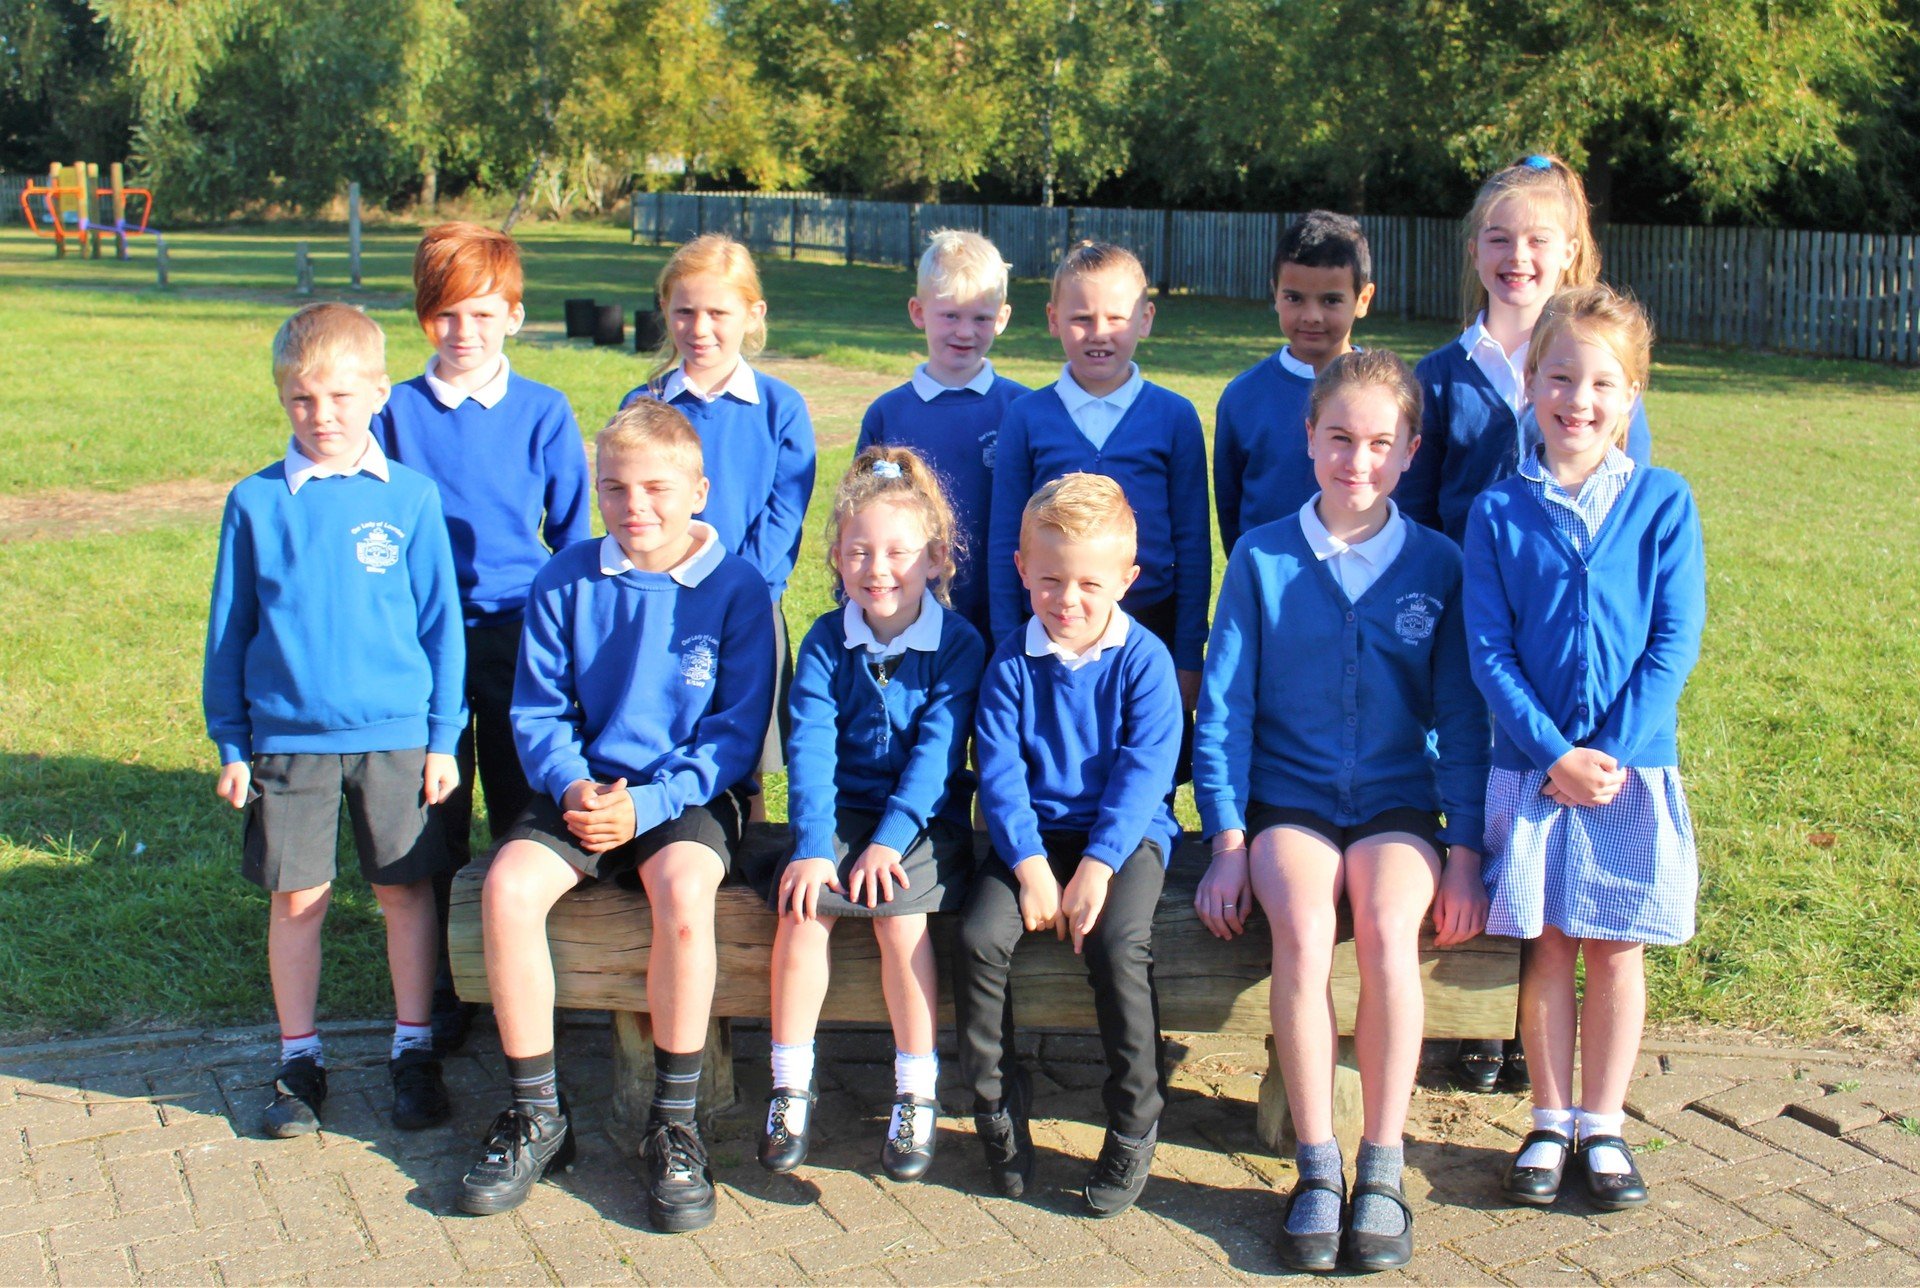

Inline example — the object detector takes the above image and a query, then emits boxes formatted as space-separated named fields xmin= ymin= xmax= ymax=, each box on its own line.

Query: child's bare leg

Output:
xmin=1518 ymin=927 xmax=1581 ymax=1110
xmin=638 ymin=842 xmax=725 ymax=1052
xmin=770 ymin=914 xmax=837 ymax=1046
xmin=1575 ymin=939 xmax=1646 ymax=1116
xmin=480 ymin=840 xmax=583 ymax=1057
xmin=372 ymin=879 xmax=438 ymax=1025
xmin=874 ymin=914 xmax=938 ymax=1055
xmin=1343 ymin=838 xmax=1440 ymax=1145
xmin=268 ymin=884 xmax=332 ymax=1038
xmin=1250 ymin=827 xmax=1344 ymax=1142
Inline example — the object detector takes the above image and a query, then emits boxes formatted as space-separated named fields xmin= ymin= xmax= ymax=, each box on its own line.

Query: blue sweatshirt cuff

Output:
xmin=792 ymin=817 xmax=836 ymax=861
xmin=1196 ymin=794 xmax=1244 ymax=838
xmin=427 ymin=717 xmax=464 ymax=757
xmin=870 ymin=808 xmax=922 ymax=855
xmin=216 ymin=738 xmax=249 ymax=766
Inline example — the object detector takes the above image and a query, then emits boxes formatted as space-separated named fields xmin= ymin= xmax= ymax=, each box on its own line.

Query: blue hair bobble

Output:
xmin=871 ymin=460 xmax=903 ymax=480
xmin=1521 ymin=154 xmax=1553 ymax=171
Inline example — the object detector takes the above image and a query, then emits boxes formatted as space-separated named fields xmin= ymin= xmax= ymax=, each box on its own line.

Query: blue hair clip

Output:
xmin=1521 ymin=154 xmax=1553 ymax=171
xmin=871 ymin=460 xmax=903 ymax=480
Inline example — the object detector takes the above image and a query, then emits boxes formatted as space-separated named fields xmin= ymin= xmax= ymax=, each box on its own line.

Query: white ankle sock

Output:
xmin=1576 ymin=1109 xmax=1632 ymax=1173
xmin=280 ymin=1032 xmax=323 ymax=1067
xmin=1517 ymin=1107 xmax=1573 ymax=1169
xmin=767 ymin=1086 xmax=811 ymax=1136
xmin=770 ymin=1040 xmax=815 ymax=1092
xmin=895 ymin=1049 xmax=938 ymax=1100
xmin=390 ymin=1021 xmax=433 ymax=1060
xmin=888 ymin=1095 xmax=935 ymax=1146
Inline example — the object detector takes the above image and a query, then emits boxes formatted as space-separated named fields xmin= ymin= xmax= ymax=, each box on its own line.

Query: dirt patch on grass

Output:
xmin=0 ymin=478 xmax=231 ymax=545
xmin=756 ymin=354 xmax=901 ymax=447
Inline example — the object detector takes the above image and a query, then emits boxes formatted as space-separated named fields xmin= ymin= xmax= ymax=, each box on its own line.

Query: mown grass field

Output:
xmin=1 ymin=221 xmax=1916 ymax=1041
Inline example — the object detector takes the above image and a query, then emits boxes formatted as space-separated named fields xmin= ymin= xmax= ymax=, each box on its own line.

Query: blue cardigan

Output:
xmin=376 ymin=372 xmax=591 ymax=627
xmin=785 ymin=608 xmax=987 ymax=861
xmin=1213 ymin=353 xmax=1317 ymax=556
xmin=512 ymin=538 xmax=775 ymax=832
xmin=621 ymin=370 xmax=817 ymax=598
xmin=987 ymin=383 xmax=1212 ymax=669
xmin=1462 ymin=467 xmax=1706 ymax=773
xmin=974 ymin=621 xmax=1182 ymax=871
xmin=1194 ymin=516 xmax=1488 ymax=848
xmin=1401 ymin=343 xmax=1653 ymax=544
xmin=856 ymin=375 xmax=1029 ymax=640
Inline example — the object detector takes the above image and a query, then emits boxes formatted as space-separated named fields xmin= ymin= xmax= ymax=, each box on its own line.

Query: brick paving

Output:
xmin=4 ymin=1022 xmax=1920 ymax=1284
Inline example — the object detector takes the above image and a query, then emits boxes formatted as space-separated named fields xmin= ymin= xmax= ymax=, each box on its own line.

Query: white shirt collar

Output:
xmin=598 ymin=521 xmax=724 ymax=587
xmin=1299 ymin=496 xmax=1406 ymax=569
xmin=1275 ymin=346 xmax=1317 ymax=380
xmin=842 ymin=591 xmax=945 ymax=660
xmin=1053 ymin=363 xmax=1143 ymax=415
xmin=1024 ymin=606 xmax=1131 ymax=671
xmin=1458 ymin=311 xmax=1529 ymax=414
xmin=283 ymin=434 xmax=390 ymax=495
xmin=424 ymin=353 xmax=511 ymax=410
xmin=663 ymin=360 xmax=760 ymax=406
xmin=910 ymin=359 xmax=998 ymax=402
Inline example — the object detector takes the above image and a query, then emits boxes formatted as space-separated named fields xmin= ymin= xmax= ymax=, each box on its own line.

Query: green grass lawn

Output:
xmin=2 ymin=220 xmax=1917 ymax=1041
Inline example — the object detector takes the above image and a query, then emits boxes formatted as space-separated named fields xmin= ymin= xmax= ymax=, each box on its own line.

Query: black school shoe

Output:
xmin=1453 ymin=1038 xmax=1505 ymax=1093
xmin=1084 ymin=1125 xmax=1156 ymax=1217
xmin=457 ymin=1098 xmax=576 ymax=1215
xmin=974 ymin=1064 xmax=1036 ymax=1199
xmin=430 ymin=986 xmax=480 ymax=1056
xmin=1498 ymin=1039 xmax=1531 ymax=1092
xmin=1274 ymin=1178 xmax=1344 ymax=1274
xmin=1577 ymin=1135 xmax=1650 ymax=1210
xmin=261 ymin=1056 xmax=327 ymax=1138
xmin=390 ymin=1048 xmax=452 ymax=1130
xmin=758 ymin=1083 xmax=816 ymax=1173
xmin=643 ymin=1118 xmax=717 ymax=1232
xmin=881 ymin=1094 xmax=940 ymax=1182
xmin=1341 ymin=1182 xmax=1414 ymax=1273
xmin=1501 ymin=1129 xmax=1571 ymax=1206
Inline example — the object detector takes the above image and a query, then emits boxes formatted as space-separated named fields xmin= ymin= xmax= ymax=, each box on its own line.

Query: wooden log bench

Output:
xmin=449 ymin=824 xmax=1519 ymax=1153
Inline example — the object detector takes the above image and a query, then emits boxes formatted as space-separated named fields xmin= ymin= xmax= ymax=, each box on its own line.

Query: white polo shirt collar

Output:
xmin=1299 ymin=496 xmax=1406 ymax=601
xmin=424 ymin=353 xmax=511 ymax=410
xmin=598 ymin=521 xmax=724 ymax=587
xmin=1024 ymin=606 xmax=1131 ymax=671
xmin=1275 ymin=346 xmax=1316 ymax=380
xmin=283 ymin=434 xmax=390 ymax=495
xmin=1054 ymin=363 xmax=1143 ymax=451
xmin=911 ymin=360 xmax=998 ymax=401
xmin=663 ymin=360 xmax=760 ymax=406
xmin=842 ymin=591 xmax=945 ymax=660
xmin=1458 ymin=312 xmax=1528 ymax=415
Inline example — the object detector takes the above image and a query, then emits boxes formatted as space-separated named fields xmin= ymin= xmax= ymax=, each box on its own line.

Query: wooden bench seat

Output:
xmin=450 ymin=824 xmax=1519 ymax=1151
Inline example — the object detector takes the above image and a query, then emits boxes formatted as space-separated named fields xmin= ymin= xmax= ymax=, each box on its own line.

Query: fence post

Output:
xmin=295 ymin=242 xmax=313 ymax=295
xmin=1157 ymin=208 xmax=1173 ymax=294
xmin=154 ymin=234 xmax=169 ymax=287
xmin=907 ymin=203 xmax=919 ymax=268
xmin=347 ymin=182 xmax=363 ymax=290
xmin=789 ymin=196 xmax=799 ymax=259
xmin=740 ymin=194 xmax=750 ymax=241
xmin=110 ymin=161 xmax=129 ymax=260
xmin=846 ymin=199 xmax=856 ymax=266
xmin=630 ymin=192 xmax=639 ymax=244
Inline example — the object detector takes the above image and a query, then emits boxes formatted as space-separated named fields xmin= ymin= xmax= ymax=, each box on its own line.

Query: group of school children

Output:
xmin=202 ymin=151 xmax=1706 ymax=1273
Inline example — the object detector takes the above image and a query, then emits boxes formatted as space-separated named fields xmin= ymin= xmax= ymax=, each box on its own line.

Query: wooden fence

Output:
xmin=0 ymin=174 xmax=30 ymax=225
xmin=632 ymin=190 xmax=1920 ymax=365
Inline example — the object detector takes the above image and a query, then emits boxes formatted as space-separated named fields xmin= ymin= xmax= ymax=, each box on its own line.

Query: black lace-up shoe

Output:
xmin=1084 ymin=1125 xmax=1156 ymax=1217
xmin=644 ymin=1118 xmax=717 ymax=1232
xmin=389 ymin=1048 xmax=451 ymax=1130
xmin=457 ymin=1100 xmax=575 ymax=1215
xmin=261 ymin=1056 xmax=327 ymax=1138
xmin=881 ymin=1094 xmax=939 ymax=1182
xmin=759 ymin=1084 xmax=816 ymax=1173
xmin=974 ymin=1064 xmax=1035 ymax=1198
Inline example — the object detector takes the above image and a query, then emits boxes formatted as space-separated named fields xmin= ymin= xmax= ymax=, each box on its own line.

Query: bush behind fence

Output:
xmin=632 ymin=191 xmax=1920 ymax=366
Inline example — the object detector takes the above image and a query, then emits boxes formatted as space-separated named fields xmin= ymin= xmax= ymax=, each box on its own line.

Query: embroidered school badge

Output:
xmin=980 ymin=428 xmax=998 ymax=470
xmin=351 ymin=522 xmax=404 ymax=573
xmin=678 ymin=634 xmax=719 ymax=687
xmin=1393 ymin=593 xmax=1441 ymax=644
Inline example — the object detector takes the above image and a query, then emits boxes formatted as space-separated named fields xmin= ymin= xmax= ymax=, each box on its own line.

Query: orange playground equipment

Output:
xmin=21 ymin=161 xmax=154 ymax=259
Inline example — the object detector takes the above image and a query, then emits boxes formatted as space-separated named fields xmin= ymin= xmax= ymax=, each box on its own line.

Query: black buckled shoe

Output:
xmin=975 ymin=1065 xmax=1035 ymax=1198
xmin=1453 ymin=1039 xmax=1505 ymax=1093
xmin=389 ymin=1048 xmax=451 ymax=1131
xmin=1341 ymin=1182 xmax=1414 ymax=1273
xmin=1498 ymin=1039 xmax=1530 ymax=1092
xmin=882 ymin=1094 xmax=939 ymax=1182
xmin=457 ymin=1099 xmax=575 ymax=1215
xmin=1501 ymin=1129 xmax=1571 ymax=1206
xmin=759 ymin=1083 xmax=816 ymax=1173
xmin=1275 ymin=1178 xmax=1344 ymax=1274
xmin=261 ymin=1056 xmax=327 ymax=1138
xmin=1083 ymin=1125 xmax=1156 ymax=1217
xmin=643 ymin=1118 xmax=717 ymax=1232
xmin=1577 ymin=1135 xmax=1649 ymax=1210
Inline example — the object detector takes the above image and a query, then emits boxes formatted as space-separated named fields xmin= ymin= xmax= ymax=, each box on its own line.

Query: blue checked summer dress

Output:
xmin=1481 ymin=448 xmax=1699 ymax=946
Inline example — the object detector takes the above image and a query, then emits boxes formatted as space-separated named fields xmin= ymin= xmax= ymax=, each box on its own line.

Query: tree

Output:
xmin=0 ymin=0 xmax=137 ymax=171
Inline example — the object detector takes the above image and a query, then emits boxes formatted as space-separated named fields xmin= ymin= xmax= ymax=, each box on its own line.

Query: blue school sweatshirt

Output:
xmin=973 ymin=620 xmax=1182 ymax=871
xmin=1399 ymin=343 xmax=1654 ymax=543
xmin=620 ymin=370 xmax=817 ymax=598
xmin=375 ymin=373 xmax=591 ymax=627
xmin=785 ymin=607 xmax=988 ymax=861
xmin=1193 ymin=517 xmax=1488 ymax=847
xmin=203 ymin=463 xmax=467 ymax=764
xmin=512 ymin=534 xmax=776 ymax=833
xmin=856 ymin=374 xmax=1029 ymax=641
xmin=1213 ymin=353 xmax=1316 ymax=555
xmin=1462 ymin=467 xmax=1706 ymax=773
xmin=987 ymin=383 xmax=1211 ymax=669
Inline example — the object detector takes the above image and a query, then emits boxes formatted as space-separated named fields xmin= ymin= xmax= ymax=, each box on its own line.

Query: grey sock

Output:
xmin=1286 ymin=1138 xmax=1343 ymax=1235
xmin=1351 ymin=1139 xmax=1407 ymax=1236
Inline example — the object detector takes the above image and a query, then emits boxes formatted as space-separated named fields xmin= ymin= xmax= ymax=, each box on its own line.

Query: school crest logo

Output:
xmin=1394 ymin=593 xmax=1441 ymax=645
xmin=351 ymin=522 xmax=405 ymax=573
xmin=678 ymin=634 xmax=720 ymax=687
xmin=980 ymin=428 xmax=998 ymax=470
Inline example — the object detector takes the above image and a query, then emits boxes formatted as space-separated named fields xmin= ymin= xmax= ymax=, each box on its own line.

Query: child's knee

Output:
xmin=873 ymin=914 xmax=927 ymax=953
xmin=371 ymin=878 xmax=433 ymax=914
xmin=270 ymin=884 xmax=332 ymax=923
xmin=644 ymin=845 xmax=722 ymax=922
xmin=957 ymin=911 xmax=1017 ymax=969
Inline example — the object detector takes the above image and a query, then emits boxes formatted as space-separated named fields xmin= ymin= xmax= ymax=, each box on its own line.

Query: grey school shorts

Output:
xmin=242 ymin=749 xmax=451 ymax=893
xmin=501 ymin=783 xmax=751 ymax=886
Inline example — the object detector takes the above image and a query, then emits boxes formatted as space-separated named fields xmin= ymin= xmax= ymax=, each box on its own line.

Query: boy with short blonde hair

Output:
xmin=460 ymin=399 xmax=774 ymax=1232
xmin=205 ymin=301 xmax=467 ymax=1140
xmin=960 ymin=473 xmax=1182 ymax=1217
xmin=857 ymin=229 xmax=1028 ymax=645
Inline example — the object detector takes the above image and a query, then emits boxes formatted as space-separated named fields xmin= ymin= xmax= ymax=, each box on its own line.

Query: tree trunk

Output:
xmin=501 ymin=151 xmax=546 ymax=234
xmin=419 ymin=153 xmax=438 ymax=212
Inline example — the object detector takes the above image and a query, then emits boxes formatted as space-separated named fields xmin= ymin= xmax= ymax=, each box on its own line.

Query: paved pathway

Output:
xmin=5 ymin=1021 xmax=1920 ymax=1285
